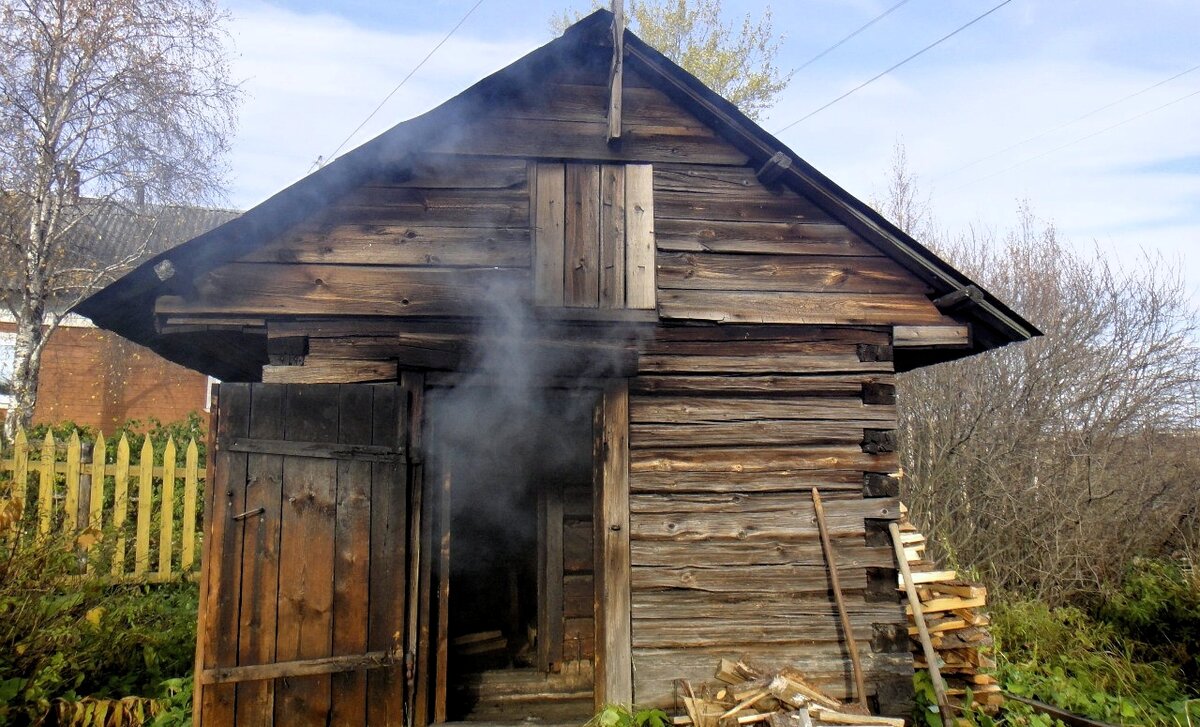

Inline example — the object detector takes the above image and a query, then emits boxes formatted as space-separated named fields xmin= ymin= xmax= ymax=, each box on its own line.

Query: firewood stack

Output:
xmin=896 ymin=505 xmax=1003 ymax=712
xmin=669 ymin=659 xmax=906 ymax=727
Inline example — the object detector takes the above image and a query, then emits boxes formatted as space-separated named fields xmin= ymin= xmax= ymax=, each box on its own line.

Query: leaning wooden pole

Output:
xmin=607 ymin=0 xmax=624 ymax=141
xmin=889 ymin=521 xmax=951 ymax=714
xmin=811 ymin=488 xmax=869 ymax=710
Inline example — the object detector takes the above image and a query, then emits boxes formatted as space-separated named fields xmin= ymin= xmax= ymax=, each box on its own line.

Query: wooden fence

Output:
xmin=0 ymin=429 xmax=206 ymax=583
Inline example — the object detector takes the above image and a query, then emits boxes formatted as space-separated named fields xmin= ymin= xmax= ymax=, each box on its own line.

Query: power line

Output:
xmin=939 ymin=62 xmax=1200 ymax=180
xmin=965 ymin=87 xmax=1200 ymax=186
xmin=775 ymin=0 xmax=1015 ymax=134
xmin=795 ymin=0 xmax=914 ymax=74
xmin=311 ymin=0 xmax=487 ymax=172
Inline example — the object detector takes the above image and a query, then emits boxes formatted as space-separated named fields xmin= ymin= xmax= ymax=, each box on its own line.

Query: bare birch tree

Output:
xmin=0 ymin=0 xmax=238 ymax=437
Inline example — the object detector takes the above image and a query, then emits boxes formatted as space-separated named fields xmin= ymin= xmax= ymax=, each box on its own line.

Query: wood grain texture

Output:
xmin=533 ymin=162 xmax=566 ymax=307
xmin=234 ymin=385 xmax=284 ymax=723
xmin=599 ymin=164 xmax=626 ymax=308
xmin=274 ymin=385 xmax=339 ymax=726
xmin=655 ymin=218 xmax=882 ymax=257
xmin=656 ymin=252 xmax=929 ymax=294
xmin=163 ymin=264 xmax=530 ymax=318
xmin=565 ymin=164 xmax=601 ymax=308
xmin=625 ymin=164 xmax=656 ymax=310
xmin=595 ymin=381 xmax=632 ymax=706
xmin=658 ymin=289 xmax=952 ymax=326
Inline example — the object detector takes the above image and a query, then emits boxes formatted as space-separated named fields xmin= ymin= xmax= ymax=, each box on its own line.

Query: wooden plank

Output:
xmin=134 ymin=438 xmax=154 ymax=575
xmin=630 ymin=397 xmax=895 ymax=425
xmin=659 ymin=290 xmax=952 ymax=326
xmin=631 ymin=446 xmax=897 ymax=475
xmin=244 ymin=225 xmax=531 ymax=268
xmin=159 ymin=265 xmax=530 ymax=317
xmin=637 ymin=352 xmax=891 ymax=375
xmin=201 ymin=652 xmax=395 ymax=685
xmin=625 ymin=164 xmax=655 ymax=309
xmin=364 ymin=155 xmax=530 ymax=189
xmin=221 ymin=436 xmax=403 ymax=462
xmin=628 ymin=496 xmax=902 ymax=547
xmin=157 ymin=438 xmax=176 ymax=579
xmin=198 ymin=384 xmax=250 ymax=725
xmin=595 ymin=381 xmax=632 ymax=705
xmin=654 ymin=187 xmax=827 ymax=224
xmin=274 ymin=385 xmax=339 ymax=726
xmin=330 ymin=187 xmax=528 ymax=227
xmin=657 ymin=253 xmax=928 ymax=294
xmin=368 ymin=383 xmax=408 ymax=726
xmin=630 ymin=540 xmax=895 ymax=570
xmin=413 ymin=431 xmax=436 ymax=726
xmin=630 ymin=590 xmax=903 ymax=621
xmin=893 ymin=325 xmax=971 ymax=348
xmin=630 ymin=420 xmax=867 ymax=448
xmin=632 ymin=614 xmax=875 ymax=648
xmin=655 ymin=219 xmax=880 ymax=257
xmin=10 ymin=430 xmax=28 ymax=521
xmin=86 ymin=433 xmax=107 ymax=573
xmin=533 ymin=162 xmax=566 ymax=307
xmin=262 ymin=359 xmax=397 ymax=385
xmin=540 ymin=483 xmax=565 ymax=671
xmin=599 ymin=164 xmax=627 ymax=308
xmin=111 ymin=435 xmax=131 ymax=575
xmin=64 ymin=432 xmax=80 ymax=533
xmin=235 ymin=384 xmax=285 ymax=724
xmin=37 ymin=431 xmax=53 ymax=536
xmin=630 ymin=470 xmax=867 ymax=494
xmin=630 ymin=374 xmax=884 ymax=396
xmin=565 ymin=163 xmax=601 ymax=308
xmin=434 ymin=457 xmax=452 ymax=722
xmin=428 ymin=116 xmax=749 ymax=166
xmin=181 ymin=439 xmax=199 ymax=572
xmin=330 ymin=385 xmax=374 ymax=726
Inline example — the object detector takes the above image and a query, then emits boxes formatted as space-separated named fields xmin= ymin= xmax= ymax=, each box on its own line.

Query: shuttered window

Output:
xmin=531 ymin=162 xmax=655 ymax=310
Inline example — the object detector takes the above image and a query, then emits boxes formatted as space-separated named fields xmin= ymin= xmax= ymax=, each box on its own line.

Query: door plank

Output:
xmin=235 ymin=385 xmax=285 ymax=723
xmin=274 ymin=385 xmax=339 ymax=726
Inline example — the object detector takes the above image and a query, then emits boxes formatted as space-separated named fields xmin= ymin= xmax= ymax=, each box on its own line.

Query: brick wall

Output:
xmin=0 ymin=321 xmax=209 ymax=430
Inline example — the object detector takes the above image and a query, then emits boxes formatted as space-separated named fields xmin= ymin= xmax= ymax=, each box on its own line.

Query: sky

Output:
xmin=219 ymin=0 xmax=1200 ymax=300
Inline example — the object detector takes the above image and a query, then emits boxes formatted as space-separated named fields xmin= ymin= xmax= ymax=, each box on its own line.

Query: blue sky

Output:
xmin=220 ymin=0 xmax=1200 ymax=298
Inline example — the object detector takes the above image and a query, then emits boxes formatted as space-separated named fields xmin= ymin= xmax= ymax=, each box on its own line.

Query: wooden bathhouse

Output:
xmin=76 ymin=9 xmax=1037 ymax=725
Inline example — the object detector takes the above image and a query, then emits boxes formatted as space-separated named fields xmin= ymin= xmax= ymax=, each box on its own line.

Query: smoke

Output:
xmin=425 ymin=275 xmax=643 ymax=587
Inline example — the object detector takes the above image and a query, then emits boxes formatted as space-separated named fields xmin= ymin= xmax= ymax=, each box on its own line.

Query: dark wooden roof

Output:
xmin=74 ymin=9 xmax=1038 ymax=380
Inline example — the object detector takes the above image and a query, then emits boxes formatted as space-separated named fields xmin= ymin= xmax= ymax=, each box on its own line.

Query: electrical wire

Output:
xmin=795 ymin=0 xmax=914 ymax=74
xmin=311 ymin=0 xmax=487 ymax=172
xmin=775 ymin=0 xmax=1015 ymax=134
xmin=939 ymin=62 xmax=1200 ymax=180
xmin=965 ymin=87 xmax=1200 ymax=186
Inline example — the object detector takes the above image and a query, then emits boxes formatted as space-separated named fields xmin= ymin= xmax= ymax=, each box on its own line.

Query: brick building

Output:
xmin=1 ymin=201 xmax=237 ymax=430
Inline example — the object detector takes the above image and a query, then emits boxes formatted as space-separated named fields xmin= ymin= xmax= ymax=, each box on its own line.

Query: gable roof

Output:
xmin=74 ymin=9 xmax=1038 ymax=380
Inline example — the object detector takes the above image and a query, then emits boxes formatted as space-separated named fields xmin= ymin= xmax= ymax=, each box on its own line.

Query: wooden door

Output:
xmin=193 ymin=378 xmax=424 ymax=726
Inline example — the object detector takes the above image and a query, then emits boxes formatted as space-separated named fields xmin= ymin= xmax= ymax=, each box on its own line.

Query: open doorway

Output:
xmin=426 ymin=386 xmax=599 ymax=722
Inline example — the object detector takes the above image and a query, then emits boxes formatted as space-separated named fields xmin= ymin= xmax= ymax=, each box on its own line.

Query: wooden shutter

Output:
xmin=194 ymin=378 xmax=424 ymax=727
xmin=532 ymin=162 xmax=655 ymax=310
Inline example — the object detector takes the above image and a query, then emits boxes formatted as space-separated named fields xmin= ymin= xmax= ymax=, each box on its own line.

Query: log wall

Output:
xmin=628 ymin=326 xmax=911 ymax=715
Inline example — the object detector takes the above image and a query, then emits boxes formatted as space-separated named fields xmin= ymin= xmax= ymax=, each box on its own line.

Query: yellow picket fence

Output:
xmin=0 ymin=429 xmax=206 ymax=582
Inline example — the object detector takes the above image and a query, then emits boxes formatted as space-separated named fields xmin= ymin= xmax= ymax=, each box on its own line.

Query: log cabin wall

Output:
xmin=627 ymin=326 xmax=910 ymax=713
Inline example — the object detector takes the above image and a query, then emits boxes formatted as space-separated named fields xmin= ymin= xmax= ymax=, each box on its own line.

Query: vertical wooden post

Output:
xmin=433 ymin=458 xmax=451 ymax=723
xmin=134 ymin=437 xmax=154 ymax=575
xmin=594 ymin=380 xmax=632 ymax=707
xmin=37 ymin=431 xmax=54 ymax=536
xmin=159 ymin=437 xmax=177 ymax=579
xmin=111 ymin=434 xmax=131 ymax=576
xmin=181 ymin=439 xmax=199 ymax=572
xmin=86 ymin=436 xmax=104 ymax=575
xmin=64 ymin=432 xmax=81 ymax=532
xmin=192 ymin=383 xmax=219 ymax=727
xmin=12 ymin=429 xmax=29 ymax=526
xmin=607 ymin=0 xmax=625 ymax=141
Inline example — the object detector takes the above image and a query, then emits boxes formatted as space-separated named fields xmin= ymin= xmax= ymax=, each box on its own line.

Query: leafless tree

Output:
xmin=0 ymin=0 xmax=239 ymax=438
xmin=894 ymin=203 xmax=1200 ymax=602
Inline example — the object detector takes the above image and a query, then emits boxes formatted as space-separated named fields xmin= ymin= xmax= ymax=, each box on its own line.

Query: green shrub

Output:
xmin=992 ymin=599 xmax=1200 ymax=725
xmin=0 ymin=527 xmax=197 ymax=725
xmin=1098 ymin=558 xmax=1200 ymax=689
